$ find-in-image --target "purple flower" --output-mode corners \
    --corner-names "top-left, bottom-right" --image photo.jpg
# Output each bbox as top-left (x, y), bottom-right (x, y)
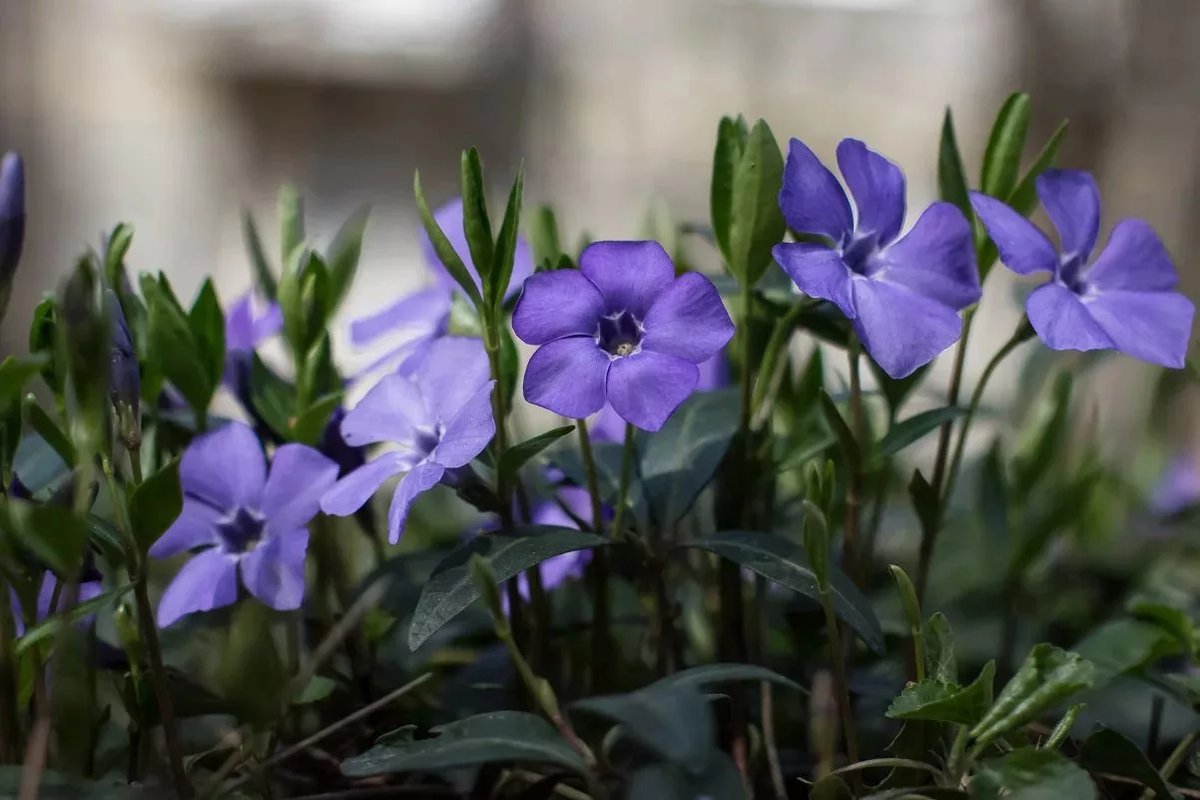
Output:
top-left (320, 336), bottom-right (496, 543)
top-left (350, 199), bottom-right (533, 375)
top-left (589, 351), bottom-right (729, 442)
top-left (513, 241), bottom-right (734, 431)
top-left (0, 151), bottom-right (25, 307)
top-left (970, 170), bottom-right (1193, 368)
top-left (1150, 453), bottom-right (1200, 517)
top-left (225, 291), bottom-right (283, 354)
top-left (149, 422), bottom-right (338, 627)
top-left (10, 572), bottom-right (103, 637)
top-left (502, 487), bottom-right (595, 608)
top-left (772, 138), bottom-right (979, 379)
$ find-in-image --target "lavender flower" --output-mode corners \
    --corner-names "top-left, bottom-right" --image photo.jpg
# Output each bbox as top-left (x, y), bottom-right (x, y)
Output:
top-left (514, 241), bottom-right (734, 431)
top-left (149, 421), bottom-right (338, 627)
top-left (320, 336), bottom-right (496, 543)
top-left (350, 199), bottom-right (533, 374)
top-left (970, 170), bottom-right (1193, 367)
top-left (10, 572), bottom-right (103, 637)
top-left (223, 290), bottom-right (282, 392)
top-left (772, 138), bottom-right (979, 379)
top-left (0, 151), bottom-right (25, 315)
top-left (589, 351), bottom-right (729, 442)
top-left (1150, 453), bottom-right (1200, 517)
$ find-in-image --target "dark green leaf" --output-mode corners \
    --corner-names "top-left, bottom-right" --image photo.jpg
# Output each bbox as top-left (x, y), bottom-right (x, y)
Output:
top-left (498, 425), bottom-right (575, 485)
top-left (937, 107), bottom-right (971, 222)
top-left (249, 353), bottom-right (296, 440)
top-left (460, 148), bottom-right (494, 286)
top-left (15, 587), bottom-right (130, 656)
top-left (341, 711), bottom-right (585, 776)
top-left (640, 388), bottom-right (740, 526)
top-left (1129, 600), bottom-right (1195, 655)
top-left (325, 205), bottom-right (370, 310)
top-left (573, 682), bottom-right (716, 774)
top-left (869, 360), bottom-right (931, 416)
top-left (820, 390), bottom-right (860, 471)
top-left (278, 184), bottom-right (305, 264)
top-left (414, 171), bottom-right (483, 308)
top-left (629, 753), bottom-right (744, 800)
top-left (729, 119), bottom-right (786, 285)
top-left (1, 501), bottom-right (88, 577)
top-left (908, 469), bottom-right (940, 539)
top-left (218, 599), bottom-right (286, 723)
top-left (674, 529), bottom-right (884, 652)
top-left (923, 612), bottom-right (957, 685)
top-left (489, 162), bottom-right (525, 313)
top-left (1077, 727), bottom-right (1172, 799)
top-left (1007, 120), bottom-right (1069, 216)
top-left (408, 527), bottom-right (609, 650)
top-left (0, 355), bottom-right (46, 399)
top-left (22, 396), bottom-right (75, 467)
top-left (971, 748), bottom-right (1096, 800)
top-left (1073, 619), bottom-right (1181, 684)
top-left (710, 115), bottom-right (748, 267)
top-left (878, 406), bottom-right (963, 459)
top-left (141, 273), bottom-right (212, 414)
top-left (979, 442), bottom-right (1009, 542)
top-left (970, 644), bottom-right (1096, 748)
top-left (293, 675), bottom-right (337, 705)
top-left (188, 278), bottom-right (226, 391)
top-left (887, 661), bottom-right (995, 726)
top-left (980, 93), bottom-right (1031, 201)
top-left (651, 663), bottom-right (804, 694)
top-left (242, 209), bottom-right (277, 299)
top-left (290, 391), bottom-right (342, 446)
top-left (129, 459), bottom-right (182, 554)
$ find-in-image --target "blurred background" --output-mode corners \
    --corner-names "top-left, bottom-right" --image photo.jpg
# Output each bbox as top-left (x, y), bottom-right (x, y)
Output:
top-left (1, 0), bottom-right (1198, 450)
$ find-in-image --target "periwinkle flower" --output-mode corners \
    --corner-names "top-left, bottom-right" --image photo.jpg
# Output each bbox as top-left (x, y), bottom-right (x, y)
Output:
top-left (10, 572), bottom-right (103, 637)
top-left (1150, 453), bottom-right (1200, 517)
top-left (514, 241), bottom-right (734, 431)
top-left (149, 422), bottom-right (338, 627)
top-left (970, 170), bottom-right (1193, 367)
top-left (350, 199), bottom-right (533, 375)
top-left (105, 290), bottom-right (140, 445)
top-left (772, 138), bottom-right (979, 379)
top-left (0, 151), bottom-right (25, 314)
top-left (588, 351), bottom-right (728, 442)
top-left (320, 336), bottom-right (496, 543)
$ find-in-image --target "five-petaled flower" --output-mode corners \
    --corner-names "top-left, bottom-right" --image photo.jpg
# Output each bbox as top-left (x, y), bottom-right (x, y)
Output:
top-left (772, 138), bottom-right (980, 379)
top-left (513, 241), bottom-right (734, 431)
top-left (149, 421), bottom-right (338, 627)
top-left (320, 336), bottom-right (496, 542)
top-left (971, 169), bottom-right (1194, 368)
top-left (350, 199), bottom-right (533, 376)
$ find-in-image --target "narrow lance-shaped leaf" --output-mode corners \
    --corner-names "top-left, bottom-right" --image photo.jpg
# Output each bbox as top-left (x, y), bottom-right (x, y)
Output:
top-left (729, 118), bottom-right (786, 285)
top-left (528, 205), bottom-right (564, 269)
top-left (414, 171), bottom-right (483, 309)
top-left (459, 148), bottom-right (494, 286)
top-left (979, 92), bottom-right (1031, 200)
top-left (489, 162), bottom-right (525, 314)
top-left (325, 205), bottom-right (370, 311)
top-left (22, 395), bottom-right (75, 467)
top-left (877, 406), bottom-right (964, 459)
top-left (242, 209), bottom-right (277, 299)
top-left (278, 183), bottom-right (305, 265)
top-left (710, 114), bottom-right (747, 267)
top-left (937, 107), bottom-right (971, 223)
top-left (497, 425), bottom-right (576, 486)
top-left (189, 278), bottom-right (226, 392)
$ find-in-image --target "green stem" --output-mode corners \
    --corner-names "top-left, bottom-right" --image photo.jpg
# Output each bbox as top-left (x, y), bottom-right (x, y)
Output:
top-left (930, 308), bottom-right (976, 496)
top-left (611, 423), bottom-right (636, 542)
top-left (821, 591), bottom-right (861, 792)
top-left (576, 420), bottom-right (611, 693)
top-left (844, 337), bottom-right (865, 586)
top-left (915, 318), bottom-right (1032, 602)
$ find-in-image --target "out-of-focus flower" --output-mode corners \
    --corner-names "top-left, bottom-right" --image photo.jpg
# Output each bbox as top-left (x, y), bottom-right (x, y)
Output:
top-left (514, 241), bottom-right (734, 431)
top-left (1150, 452), bottom-right (1200, 517)
top-left (772, 138), bottom-right (979, 379)
top-left (106, 289), bottom-right (141, 447)
top-left (0, 151), bottom-right (25, 317)
top-left (149, 422), bottom-right (338, 627)
top-left (350, 199), bottom-right (533, 375)
top-left (320, 336), bottom-right (496, 543)
top-left (10, 572), bottom-right (103, 637)
top-left (223, 290), bottom-right (283, 398)
top-left (971, 170), bottom-right (1193, 368)
top-left (589, 350), bottom-right (728, 442)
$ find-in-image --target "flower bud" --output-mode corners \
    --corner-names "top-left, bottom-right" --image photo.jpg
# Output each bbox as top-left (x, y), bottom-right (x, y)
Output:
top-left (0, 151), bottom-right (26, 318)
top-left (105, 289), bottom-right (141, 449)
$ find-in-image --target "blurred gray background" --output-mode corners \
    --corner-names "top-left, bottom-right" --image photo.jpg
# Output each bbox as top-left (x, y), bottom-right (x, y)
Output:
top-left (1, 0), bottom-right (1197, 446)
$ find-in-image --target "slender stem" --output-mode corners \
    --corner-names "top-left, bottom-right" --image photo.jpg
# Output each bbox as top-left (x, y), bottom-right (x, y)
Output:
top-left (611, 423), bottom-right (635, 542)
top-left (575, 420), bottom-right (611, 694)
top-left (930, 308), bottom-right (976, 494)
top-left (128, 446), bottom-right (144, 485)
top-left (915, 318), bottom-right (1032, 602)
top-left (1139, 729), bottom-right (1199, 800)
top-left (821, 594), bottom-right (861, 792)
top-left (844, 337), bottom-right (864, 586)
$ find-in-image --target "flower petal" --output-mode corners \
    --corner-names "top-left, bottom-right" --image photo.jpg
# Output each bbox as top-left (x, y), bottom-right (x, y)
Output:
top-left (969, 192), bottom-right (1058, 275)
top-left (148, 500), bottom-right (220, 558)
top-left (241, 528), bottom-right (309, 611)
top-left (641, 273), bottom-right (735, 363)
top-left (524, 335), bottom-right (610, 419)
top-left (155, 549), bottom-right (238, 628)
top-left (836, 138), bottom-right (906, 245)
top-left (387, 462), bottom-right (446, 543)
top-left (349, 287), bottom-right (451, 346)
top-left (414, 336), bottom-right (492, 424)
top-left (1025, 282), bottom-right (1113, 353)
top-left (180, 422), bottom-right (266, 510)
top-left (851, 278), bottom-right (963, 379)
top-left (320, 452), bottom-right (411, 517)
top-left (1085, 219), bottom-right (1180, 293)
top-left (779, 138), bottom-right (853, 243)
top-left (262, 445), bottom-right (339, 536)
top-left (606, 350), bottom-right (699, 432)
top-left (1084, 289), bottom-right (1194, 368)
top-left (342, 374), bottom-right (427, 447)
top-left (586, 403), bottom-right (626, 443)
top-left (772, 243), bottom-right (855, 319)
top-left (876, 202), bottom-right (980, 310)
top-left (431, 381), bottom-right (496, 468)
top-left (579, 241), bottom-right (674, 318)
top-left (1036, 169), bottom-right (1100, 260)
top-left (512, 270), bottom-right (606, 345)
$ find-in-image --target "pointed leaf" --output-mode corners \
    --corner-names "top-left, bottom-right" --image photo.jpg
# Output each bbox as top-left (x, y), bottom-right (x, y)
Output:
top-left (887, 661), bottom-right (995, 726)
top-left (652, 663), bottom-right (804, 694)
top-left (278, 184), bottom-right (305, 264)
top-left (710, 114), bottom-right (747, 265)
top-left (970, 645), bottom-right (1096, 748)
top-left (242, 209), bottom-right (276, 299)
top-left (489, 162), bottom-right (525, 312)
top-left (414, 171), bottom-right (483, 309)
top-left (729, 119), bottom-right (786, 285)
top-left (498, 425), bottom-right (575, 486)
top-left (979, 92), bottom-right (1031, 200)
top-left (1077, 727), bottom-right (1173, 799)
top-left (326, 205), bottom-right (370, 310)
top-left (188, 278), bottom-right (226, 391)
top-left (21, 396), bottom-right (75, 467)
top-left (460, 148), bottom-right (494, 285)
top-left (878, 406), bottom-right (963, 459)
top-left (129, 459), bottom-right (182, 554)
top-left (937, 107), bottom-right (971, 221)
top-left (572, 682), bottom-right (715, 774)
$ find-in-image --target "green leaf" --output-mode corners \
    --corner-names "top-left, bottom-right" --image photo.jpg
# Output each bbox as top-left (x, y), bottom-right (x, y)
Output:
top-left (0, 356), bottom-right (46, 399)
top-left (459, 148), bottom-right (494, 286)
top-left (887, 661), bottom-right (995, 726)
top-left (979, 92), bottom-right (1031, 200)
top-left (573, 681), bottom-right (716, 774)
top-left (1073, 619), bottom-right (1181, 684)
top-left (820, 391), bottom-right (860, 472)
top-left (188, 278), bottom-right (226, 392)
top-left (640, 388), bottom-right (740, 526)
top-left (869, 360), bottom-right (931, 417)
top-left (878, 406), bottom-right (963, 459)
top-left (923, 612), bottom-right (957, 685)
top-left (15, 587), bottom-right (130, 656)
top-left (293, 675), bottom-right (337, 705)
top-left (141, 273), bottom-right (212, 415)
top-left (710, 115), bottom-right (748, 267)
top-left (728, 119), bottom-right (786, 285)
top-left (674, 529), bottom-right (884, 653)
top-left (489, 162), bottom-right (525, 313)
top-left (937, 107), bottom-right (971, 222)
top-left (1077, 727), bottom-right (1172, 799)
top-left (498, 425), bottom-right (575, 485)
top-left (651, 662), bottom-right (804, 694)
top-left (248, 352), bottom-right (296, 440)
top-left (414, 171), bottom-right (483, 309)
top-left (970, 644), bottom-right (1096, 748)
top-left (0, 501), bottom-right (88, 578)
top-left (103, 223), bottom-right (135, 287)
top-left (529, 205), bottom-right (564, 269)
top-left (408, 527), bottom-right (609, 650)
top-left (128, 459), bottom-right (182, 554)
top-left (979, 442), bottom-right (1010, 543)
top-left (242, 209), bottom-right (277, 299)
top-left (1129, 599), bottom-right (1195, 656)
top-left (218, 599), bottom-right (286, 724)
top-left (341, 711), bottom-right (585, 776)
top-left (971, 748), bottom-right (1096, 800)
top-left (290, 391), bottom-right (342, 446)
top-left (278, 184), bottom-right (305, 264)
top-left (1006, 120), bottom-right (1070, 216)
top-left (629, 754), bottom-right (744, 800)
top-left (325, 206), bottom-right (370, 311)
top-left (22, 396), bottom-right (75, 467)
top-left (908, 469), bottom-right (940, 540)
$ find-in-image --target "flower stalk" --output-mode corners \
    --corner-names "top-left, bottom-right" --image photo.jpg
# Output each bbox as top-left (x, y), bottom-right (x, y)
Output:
top-left (576, 420), bottom-right (612, 692)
